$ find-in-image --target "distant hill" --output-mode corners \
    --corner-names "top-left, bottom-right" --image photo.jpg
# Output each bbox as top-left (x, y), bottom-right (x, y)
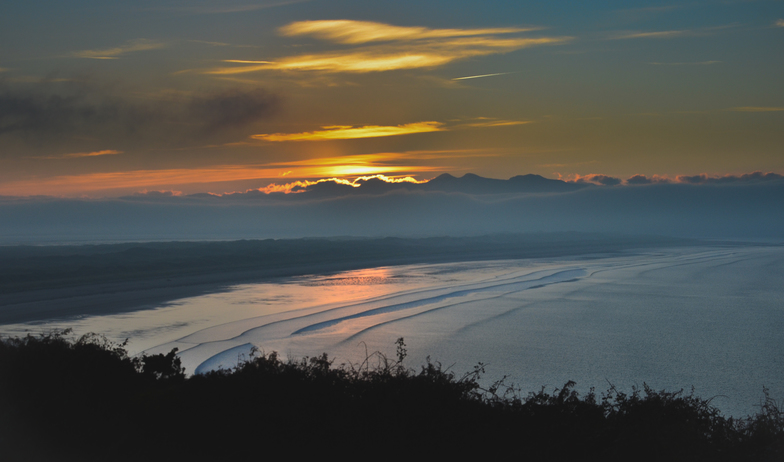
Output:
top-left (422, 173), bottom-right (588, 194)
top-left (263, 173), bottom-right (589, 199)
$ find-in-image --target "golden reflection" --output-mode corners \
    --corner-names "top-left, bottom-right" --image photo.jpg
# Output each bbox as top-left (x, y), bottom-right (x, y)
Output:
top-left (306, 267), bottom-right (394, 286)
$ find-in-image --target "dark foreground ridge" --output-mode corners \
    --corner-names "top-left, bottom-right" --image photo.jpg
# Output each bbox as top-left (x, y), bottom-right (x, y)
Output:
top-left (1, 332), bottom-right (782, 461)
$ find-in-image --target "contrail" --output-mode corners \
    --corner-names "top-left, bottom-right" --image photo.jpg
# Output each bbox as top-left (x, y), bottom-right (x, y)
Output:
top-left (452, 72), bottom-right (512, 81)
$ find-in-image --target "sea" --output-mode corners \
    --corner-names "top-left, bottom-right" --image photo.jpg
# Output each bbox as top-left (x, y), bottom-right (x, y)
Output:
top-left (2, 244), bottom-right (782, 417)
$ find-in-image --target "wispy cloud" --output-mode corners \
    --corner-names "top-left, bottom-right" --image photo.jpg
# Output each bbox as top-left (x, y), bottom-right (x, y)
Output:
top-left (251, 117), bottom-right (530, 142)
top-left (452, 72), bottom-right (512, 80)
top-left (776, 19), bottom-right (784, 27)
top-left (729, 106), bottom-right (784, 112)
top-left (0, 160), bottom-right (441, 195)
top-left (456, 119), bottom-right (532, 128)
top-left (157, 0), bottom-right (309, 14)
top-left (72, 39), bottom-right (164, 59)
top-left (252, 121), bottom-right (444, 141)
top-left (0, 166), bottom-right (288, 196)
top-left (279, 20), bottom-right (539, 44)
top-left (38, 149), bottom-right (123, 160)
top-left (204, 20), bottom-right (571, 74)
top-left (614, 30), bottom-right (690, 39)
top-left (189, 40), bottom-right (260, 48)
top-left (612, 24), bottom-right (737, 40)
top-left (649, 60), bottom-right (721, 65)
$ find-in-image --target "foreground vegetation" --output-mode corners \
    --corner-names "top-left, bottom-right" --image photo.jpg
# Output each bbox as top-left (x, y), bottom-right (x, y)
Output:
top-left (1, 332), bottom-right (782, 461)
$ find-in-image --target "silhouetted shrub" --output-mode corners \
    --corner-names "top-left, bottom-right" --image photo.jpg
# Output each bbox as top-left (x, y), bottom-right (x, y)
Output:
top-left (0, 332), bottom-right (782, 461)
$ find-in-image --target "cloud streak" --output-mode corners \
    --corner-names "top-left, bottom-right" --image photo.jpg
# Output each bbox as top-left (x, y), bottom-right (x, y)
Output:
top-left (161, 0), bottom-right (309, 14)
top-left (729, 106), bottom-right (784, 112)
top-left (205, 20), bottom-right (571, 74)
top-left (251, 117), bottom-right (530, 142)
top-left (649, 61), bottom-right (721, 66)
top-left (456, 119), bottom-right (532, 128)
top-left (252, 121), bottom-right (444, 141)
top-left (614, 30), bottom-right (690, 39)
top-left (452, 72), bottom-right (512, 80)
top-left (40, 149), bottom-right (124, 160)
top-left (72, 39), bottom-right (164, 59)
top-left (279, 20), bottom-right (538, 44)
top-left (0, 166), bottom-right (288, 196)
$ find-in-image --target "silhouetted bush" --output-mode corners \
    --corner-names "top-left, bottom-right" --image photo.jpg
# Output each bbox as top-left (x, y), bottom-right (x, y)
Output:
top-left (0, 331), bottom-right (781, 461)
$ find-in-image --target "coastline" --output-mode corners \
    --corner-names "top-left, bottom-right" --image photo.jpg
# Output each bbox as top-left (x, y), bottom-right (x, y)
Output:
top-left (0, 233), bottom-right (710, 325)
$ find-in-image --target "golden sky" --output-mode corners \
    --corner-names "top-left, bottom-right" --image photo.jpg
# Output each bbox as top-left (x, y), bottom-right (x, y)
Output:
top-left (1, 1), bottom-right (783, 196)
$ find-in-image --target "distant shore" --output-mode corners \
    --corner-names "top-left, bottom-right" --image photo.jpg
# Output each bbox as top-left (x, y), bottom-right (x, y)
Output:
top-left (0, 233), bottom-right (746, 325)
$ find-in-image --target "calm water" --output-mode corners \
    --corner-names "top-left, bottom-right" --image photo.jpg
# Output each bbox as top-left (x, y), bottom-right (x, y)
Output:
top-left (4, 245), bottom-right (783, 417)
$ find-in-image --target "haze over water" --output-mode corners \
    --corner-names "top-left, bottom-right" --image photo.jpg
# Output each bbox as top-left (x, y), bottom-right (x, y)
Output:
top-left (5, 244), bottom-right (782, 418)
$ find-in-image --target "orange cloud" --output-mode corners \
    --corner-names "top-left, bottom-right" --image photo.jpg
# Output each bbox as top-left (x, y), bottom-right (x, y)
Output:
top-left (252, 121), bottom-right (444, 141)
top-left (0, 157), bottom-right (441, 196)
top-left (0, 166), bottom-right (282, 196)
top-left (252, 118), bottom-right (529, 143)
top-left (279, 20), bottom-right (538, 44)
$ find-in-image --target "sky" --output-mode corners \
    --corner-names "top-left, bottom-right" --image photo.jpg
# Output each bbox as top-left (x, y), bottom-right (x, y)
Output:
top-left (1, 0), bottom-right (783, 197)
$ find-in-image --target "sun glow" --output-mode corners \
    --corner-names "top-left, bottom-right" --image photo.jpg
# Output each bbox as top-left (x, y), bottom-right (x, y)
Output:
top-left (0, 153), bottom-right (438, 196)
top-left (256, 174), bottom-right (427, 194)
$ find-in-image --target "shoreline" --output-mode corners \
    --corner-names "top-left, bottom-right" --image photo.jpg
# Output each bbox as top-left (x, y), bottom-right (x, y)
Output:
top-left (0, 234), bottom-right (758, 325)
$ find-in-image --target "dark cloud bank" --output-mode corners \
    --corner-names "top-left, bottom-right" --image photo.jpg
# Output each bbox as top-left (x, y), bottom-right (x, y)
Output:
top-left (0, 78), bottom-right (279, 149)
top-left (2, 173), bottom-right (783, 244)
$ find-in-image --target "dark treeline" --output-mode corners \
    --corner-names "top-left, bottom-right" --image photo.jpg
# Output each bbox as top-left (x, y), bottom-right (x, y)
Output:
top-left (1, 332), bottom-right (782, 461)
